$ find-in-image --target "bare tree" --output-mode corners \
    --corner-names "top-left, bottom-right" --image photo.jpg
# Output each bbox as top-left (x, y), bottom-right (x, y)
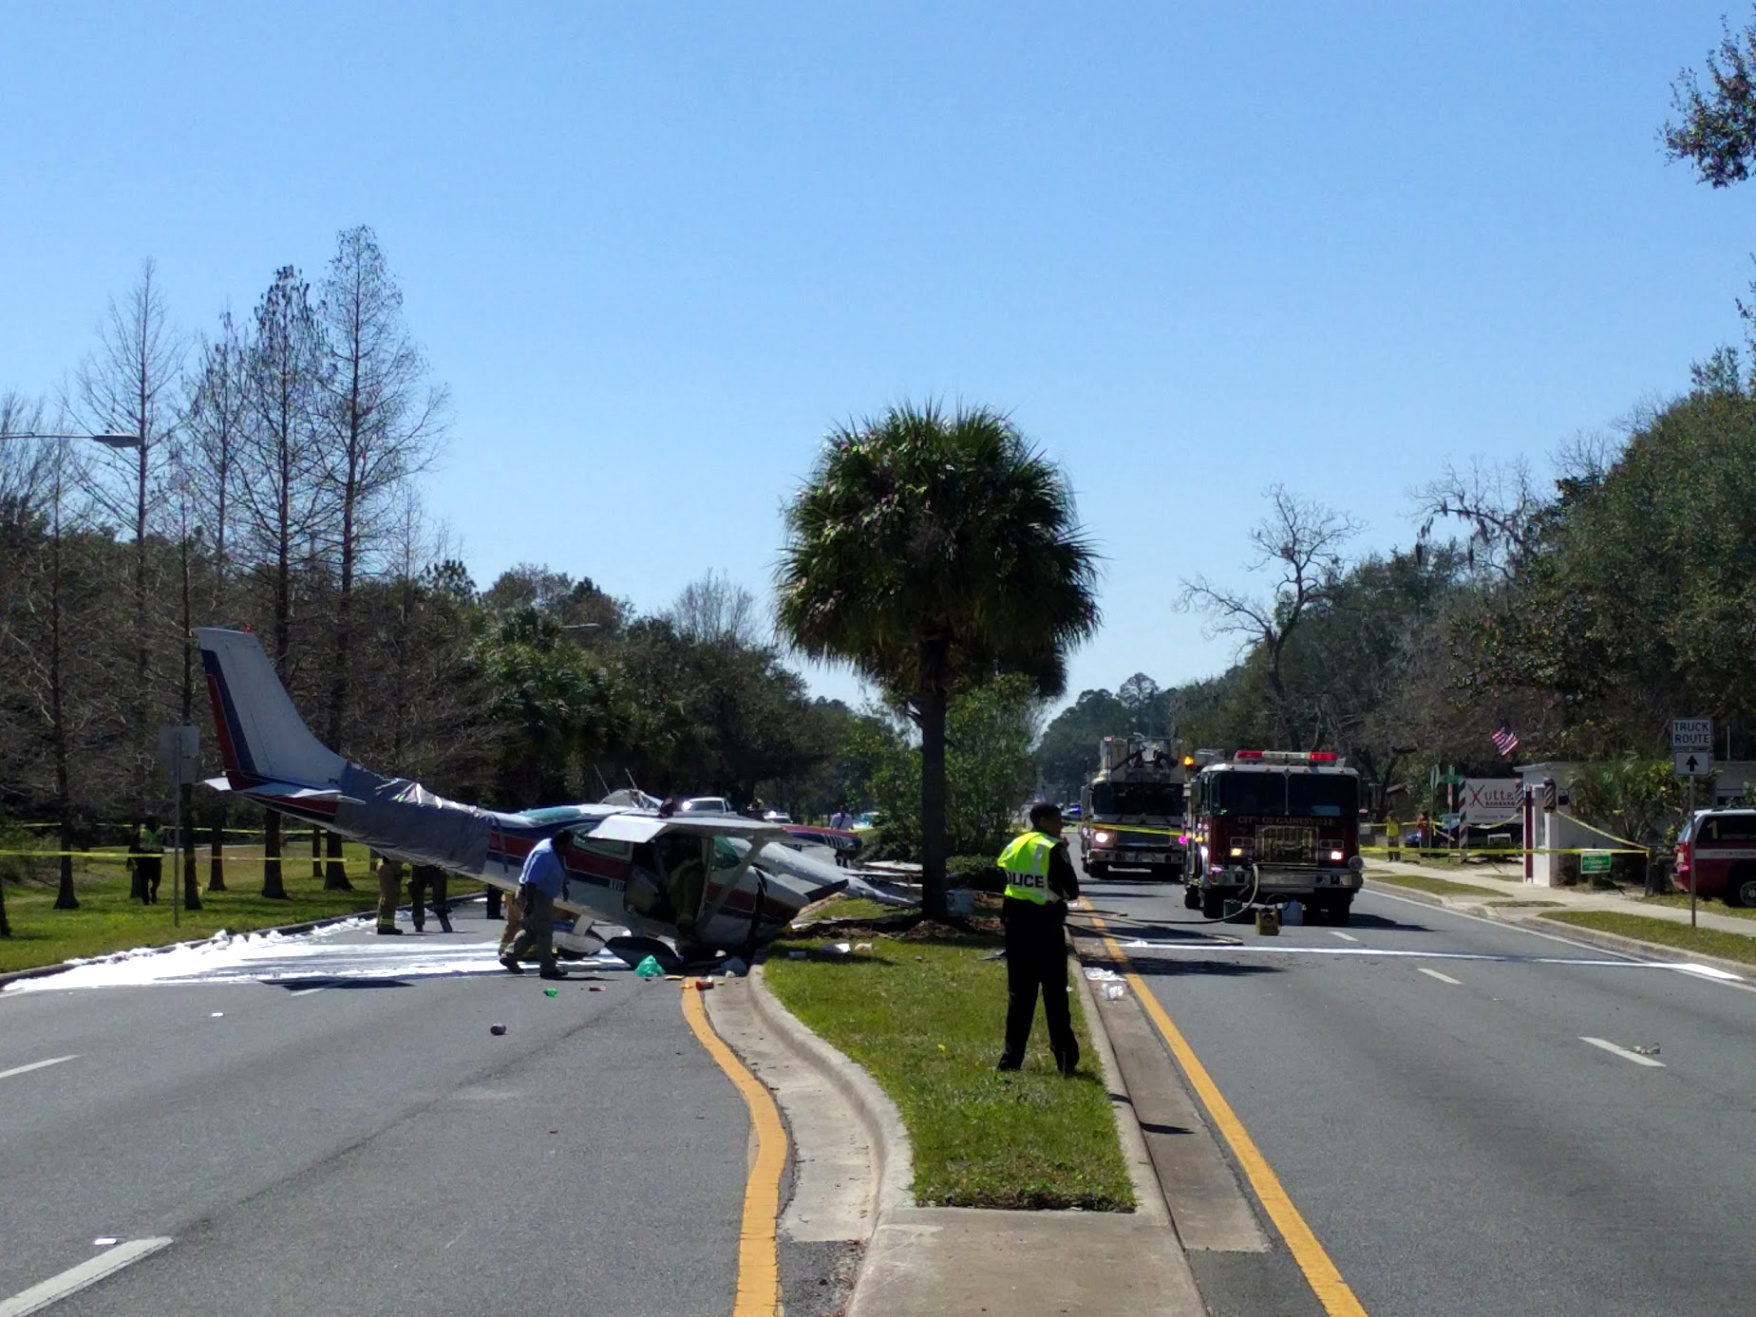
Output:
top-left (1178, 486), bottom-right (1360, 746)
top-left (313, 228), bottom-right (447, 887)
top-left (2, 438), bottom-right (117, 909)
top-left (184, 310), bottom-right (250, 614)
top-left (669, 569), bottom-right (762, 648)
top-left (1412, 458), bottom-right (1544, 579)
top-left (182, 310), bottom-right (254, 890)
top-left (69, 260), bottom-right (186, 816)
top-left (237, 267), bottom-right (333, 899)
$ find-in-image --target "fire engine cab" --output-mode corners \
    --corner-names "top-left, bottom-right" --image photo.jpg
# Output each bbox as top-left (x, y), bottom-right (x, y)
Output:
top-left (1183, 749), bottom-right (1365, 924)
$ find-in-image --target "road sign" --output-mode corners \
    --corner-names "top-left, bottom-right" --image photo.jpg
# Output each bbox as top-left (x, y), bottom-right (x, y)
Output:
top-left (156, 724), bottom-right (199, 786)
top-left (1672, 718), bottom-right (1713, 753)
top-left (1674, 750), bottom-right (1714, 778)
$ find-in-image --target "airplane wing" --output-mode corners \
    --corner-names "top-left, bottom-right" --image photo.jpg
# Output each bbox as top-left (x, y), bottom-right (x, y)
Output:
top-left (584, 814), bottom-right (791, 847)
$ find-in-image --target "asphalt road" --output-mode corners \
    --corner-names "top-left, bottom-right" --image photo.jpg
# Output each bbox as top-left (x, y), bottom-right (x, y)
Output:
top-left (0, 913), bottom-right (749, 1317)
top-left (1077, 870), bottom-right (1756, 1317)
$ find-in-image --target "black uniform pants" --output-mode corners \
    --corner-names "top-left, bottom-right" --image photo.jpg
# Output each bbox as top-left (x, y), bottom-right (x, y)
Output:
top-left (1000, 904), bottom-right (1078, 1070)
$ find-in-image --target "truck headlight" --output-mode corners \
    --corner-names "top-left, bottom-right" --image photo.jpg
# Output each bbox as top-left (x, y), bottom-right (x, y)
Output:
top-left (1328, 849), bottom-right (1345, 862)
top-left (1229, 846), bottom-right (1244, 859)
top-left (1093, 831), bottom-right (1111, 846)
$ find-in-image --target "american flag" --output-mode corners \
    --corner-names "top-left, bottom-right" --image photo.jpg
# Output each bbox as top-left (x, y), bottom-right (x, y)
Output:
top-left (1490, 719), bottom-right (1519, 758)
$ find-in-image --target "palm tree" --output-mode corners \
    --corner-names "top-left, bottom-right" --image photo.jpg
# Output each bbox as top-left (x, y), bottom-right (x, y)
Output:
top-left (777, 402), bottom-right (1100, 918)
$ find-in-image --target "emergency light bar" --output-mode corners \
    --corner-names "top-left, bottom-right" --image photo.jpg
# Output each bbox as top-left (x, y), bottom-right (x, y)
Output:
top-left (1231, 750), bottom-right (1343, 764)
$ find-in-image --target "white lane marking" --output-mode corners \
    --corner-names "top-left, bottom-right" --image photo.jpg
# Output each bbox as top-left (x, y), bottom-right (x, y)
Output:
top-left (1418, 967), bottom-right (1461, 985)
top-left (1671, 963), bottom-right (1744, 982)
top-left (0, 1237), bottom-right (172, 1317)
top-left (1328, 930), bottom-right (1359, 943)
top-left (1362, 887), bottom-right (1756, 993)
top-left (1580, 1036), bottom-right (1666, 1068)
top-left (288, 986), bottom-right (329, 997)
top-left (0, 1056), bottom-right (75, 1082)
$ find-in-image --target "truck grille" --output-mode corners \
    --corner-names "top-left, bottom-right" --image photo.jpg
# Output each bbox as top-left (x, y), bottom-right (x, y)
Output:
top-left (1255, 825), bottom-right (1315, 865)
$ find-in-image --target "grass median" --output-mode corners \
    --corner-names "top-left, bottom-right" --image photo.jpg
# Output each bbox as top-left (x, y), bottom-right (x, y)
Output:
top-left (1640, 892), bottom-right (1756, 922)
top-left (763, 929), bottom-right (1133, 1212)
top-left (1540, 910), bottom-right (1756, 966)
top-left (1, 845), bottom-right (487, 974)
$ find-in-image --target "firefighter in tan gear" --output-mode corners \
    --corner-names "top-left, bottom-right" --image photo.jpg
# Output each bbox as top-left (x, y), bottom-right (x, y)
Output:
top-left (994, 802), bottom-right (1081, 1075)
top-left (374, 852), bottom-right (405, 935)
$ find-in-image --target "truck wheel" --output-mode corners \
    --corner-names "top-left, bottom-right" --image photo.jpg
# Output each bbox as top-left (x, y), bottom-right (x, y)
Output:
top-left (1201, 890), bottom-right (1225, 920)
top-left (1184, 885), bottom-right (1202, 910)
top-left (1727, 865), bottom-right (1756, 908)
top-left (1330, 897), bottom-right (1354, 926)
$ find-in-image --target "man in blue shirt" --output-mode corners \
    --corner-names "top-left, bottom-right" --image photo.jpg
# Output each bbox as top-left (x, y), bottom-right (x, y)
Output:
top-left (500, 830), bottom-right (574, 980)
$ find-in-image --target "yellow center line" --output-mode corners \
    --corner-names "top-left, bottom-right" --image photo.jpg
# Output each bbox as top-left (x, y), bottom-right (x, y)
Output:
top-left (1082, 902), bottom-right (1369, 1317)
top-left (680, 984), bottom-right (785, 1317)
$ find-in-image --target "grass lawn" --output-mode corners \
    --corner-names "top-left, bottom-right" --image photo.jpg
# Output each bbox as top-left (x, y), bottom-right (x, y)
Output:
top-left (1640, 892), bottom-right (1756, 922)
top-left (1540, 910), bottom-right (1756, 967)
top-left (1368, 872), bottom-right (1505, 898)
top-left (1, 843), bottom-right (486, 974)
top-left (764, 932), bottom-right (1133, 1212)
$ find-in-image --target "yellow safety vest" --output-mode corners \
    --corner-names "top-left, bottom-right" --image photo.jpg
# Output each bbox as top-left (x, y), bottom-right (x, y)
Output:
top-left (997, 831), bottom-right (1059, 904)
top-left (136, 827), bottom-right (163, 855)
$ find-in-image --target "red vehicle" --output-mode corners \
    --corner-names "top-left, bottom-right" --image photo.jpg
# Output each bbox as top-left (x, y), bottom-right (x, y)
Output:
top-left (1183, 749), bottom-right (1364, 924)
top-left (1673, 809), bottom-right (1756, 906)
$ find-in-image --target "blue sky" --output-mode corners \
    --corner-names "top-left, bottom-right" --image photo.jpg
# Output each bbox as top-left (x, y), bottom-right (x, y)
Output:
top-left (5, 1), bottom-right (1754, 712)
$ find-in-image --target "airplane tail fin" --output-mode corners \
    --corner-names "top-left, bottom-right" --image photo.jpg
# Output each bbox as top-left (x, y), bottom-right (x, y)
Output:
top-left (195, 628), bottom-right (345, 791)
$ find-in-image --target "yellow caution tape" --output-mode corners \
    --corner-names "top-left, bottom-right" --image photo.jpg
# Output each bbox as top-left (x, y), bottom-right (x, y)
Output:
top-left (1360, 845), bottom-right (1647, 856)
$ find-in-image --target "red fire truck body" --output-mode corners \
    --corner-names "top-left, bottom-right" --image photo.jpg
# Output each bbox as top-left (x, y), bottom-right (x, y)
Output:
top-left (1183, 750), bottom-right (1364, 924)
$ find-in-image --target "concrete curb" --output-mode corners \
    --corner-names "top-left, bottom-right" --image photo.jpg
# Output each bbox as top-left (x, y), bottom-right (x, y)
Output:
top-left (747, 961), bottom-right (914, 1216)
top-left (1069, 943), bottom-right (1172, 1225)
top-left (1366, 878), bottom-right (1756, 978)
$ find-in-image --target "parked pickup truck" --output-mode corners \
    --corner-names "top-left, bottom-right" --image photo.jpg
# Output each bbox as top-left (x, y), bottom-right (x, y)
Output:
top-left (1675, 809), bottom-right (1756, 905)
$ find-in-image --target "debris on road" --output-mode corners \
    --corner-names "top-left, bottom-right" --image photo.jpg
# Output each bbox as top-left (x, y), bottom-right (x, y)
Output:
top-left (489, 1022), bottom-right (507, 1035)
top-left (634, 955), bottom-right (664, 979)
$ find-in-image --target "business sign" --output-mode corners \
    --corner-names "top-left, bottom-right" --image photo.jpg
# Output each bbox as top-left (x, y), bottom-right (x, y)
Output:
top-left (1672, 718), bottom-right (1713, 753)
top-left (1459, 778), bottom-right (1520, 824)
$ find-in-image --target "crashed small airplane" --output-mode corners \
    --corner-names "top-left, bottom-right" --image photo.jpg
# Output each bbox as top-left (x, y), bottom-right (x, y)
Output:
top-left (195, 627), bottom-right (859, 969)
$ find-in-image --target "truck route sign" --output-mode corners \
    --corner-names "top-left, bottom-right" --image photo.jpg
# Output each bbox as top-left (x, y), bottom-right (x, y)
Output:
top-left (1672, 719), bottom-right (1713, 753)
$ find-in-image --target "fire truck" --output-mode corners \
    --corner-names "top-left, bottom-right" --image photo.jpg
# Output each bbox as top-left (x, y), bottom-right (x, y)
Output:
top-left (1182, 749), bottom-right (1364, 923)
top-left (1079, 736), bottom-right (1192, 880)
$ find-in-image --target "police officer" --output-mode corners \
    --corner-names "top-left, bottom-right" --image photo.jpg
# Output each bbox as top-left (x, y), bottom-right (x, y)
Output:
top-left (131, 816), bottom-right (165, 904)
top-left (995, 802), bottom-right (1081, 1076)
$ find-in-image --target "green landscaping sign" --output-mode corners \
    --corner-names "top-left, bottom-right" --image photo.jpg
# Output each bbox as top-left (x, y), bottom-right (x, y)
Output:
top-left (1580, 851), bottom-right (1613, 875)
